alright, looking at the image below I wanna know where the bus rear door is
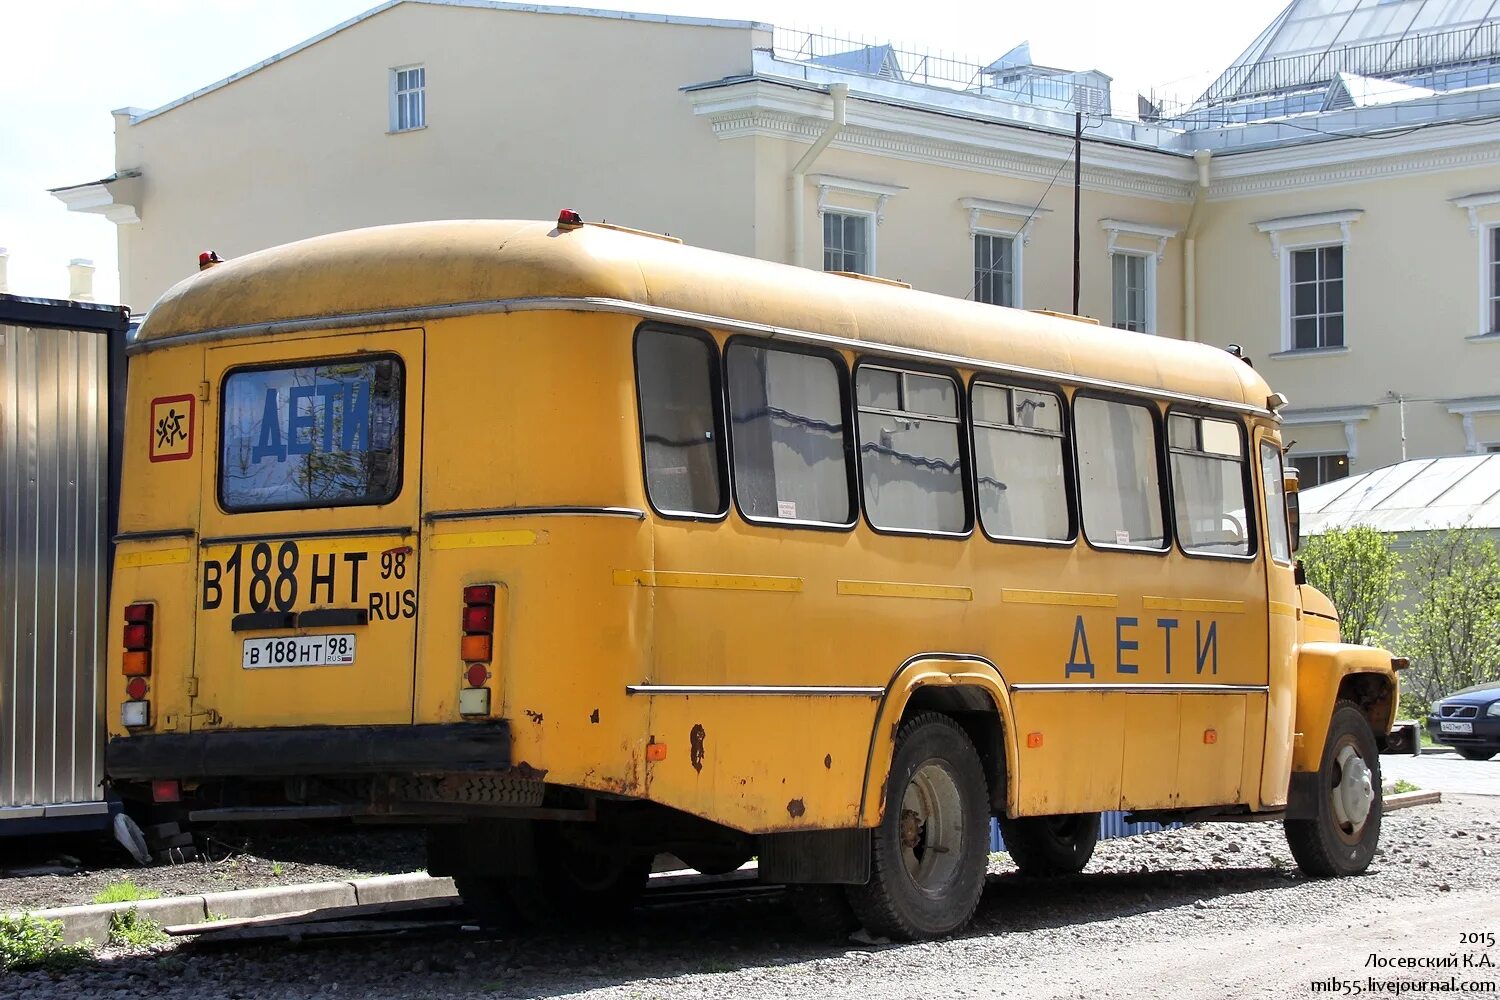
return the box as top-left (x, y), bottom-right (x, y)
top-left (190, 329), bottom-right (424, 730)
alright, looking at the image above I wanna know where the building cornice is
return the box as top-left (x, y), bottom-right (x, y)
top-left (1205, 121), bottom-right (1500, 201)
top-left (1451, 191), bottom-right (1500, 234)
top-left (48, 170), bottom-right (143, 225)
top-left (1099, 219), bottom-right (1181, 261)
top-left (1254, 209), bottom-right (1362, 258)
top-left (687, 81), bottom-right (1197, 203)
top-left (960, 197), bottom-right (1050, 243)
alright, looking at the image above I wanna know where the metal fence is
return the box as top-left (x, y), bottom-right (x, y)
top-left (0, 295), bottom-right (128, 831)
top-left (988, 812), bottom-right (1183, 853)
top-left (1201, 19), bottom-right (1500, 107)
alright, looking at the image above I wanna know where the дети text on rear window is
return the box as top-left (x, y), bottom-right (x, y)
top-left (219, 356), bottom-right (402, 511)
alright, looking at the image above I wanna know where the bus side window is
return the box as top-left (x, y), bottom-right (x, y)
top-left (971, 382), bottom-right (1072, 542)
top-left (725, 342), bottom-right (855, 527)
top-left (1074, 395), bottom-right (1166, 550)
top-left (1260, 441), bottom-right (1292, 564)
top-left (634, 326), bottom-right (727, 518)
top-left (855, 365), bottom-right (969, 534)
top-left (1168, 413), bottom-right (1253, 557)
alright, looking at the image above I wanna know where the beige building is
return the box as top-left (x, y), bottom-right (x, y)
top-left (53, 0), bottom-right (1500, 480)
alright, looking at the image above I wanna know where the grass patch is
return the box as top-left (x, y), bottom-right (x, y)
top-left (271, 862), bottom-right (284, 877)
top-left (1393, 779), bottom-right (1421, 794)
top-left (0, 913), bottom-right (95, 972)
top-left (92, 879), bottom-right (161, 905)
top-left (107, 909), bottom-right (168, 949)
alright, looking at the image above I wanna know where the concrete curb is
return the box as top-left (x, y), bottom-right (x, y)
top-left (8, 872), bottom-right (456, 947)
top-left (1385, 789), bottom-right (1442, 811)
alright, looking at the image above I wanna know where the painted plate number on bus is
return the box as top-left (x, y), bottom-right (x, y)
top-left (243, 634), bottom-right (356, 670)
top-left (1440, 721), bottom-right (1473, 734)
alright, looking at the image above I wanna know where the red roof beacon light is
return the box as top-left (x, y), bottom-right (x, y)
top-left (198, 250), bottom-right (224, 271)
top-left (557, 209), bottom-right (583, 230)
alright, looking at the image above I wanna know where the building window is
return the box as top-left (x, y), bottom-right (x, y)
top-left (1290, 453), bottom-right (1349, 489)
top-left (974, 233), bottom-right (1017, 307)
top-left (725, 342), bottom-right (854, 526)
top-left (824, 212), bottom-right (870, 274)
top-left (635, 327), bottom-right (726, 518)
top-left (1074, 395), bottom-right (1165, 550)
top-left (1290, 246), bottom-right (1344, 350)
top-left (1111, 252), bottom-right (1153, 333)
top-left (855, 366), bottom-right (968, 534)
top-left (1488, 225), bottom-right (1500, 335)
top-left (390, 66), bottom-right (426, 132)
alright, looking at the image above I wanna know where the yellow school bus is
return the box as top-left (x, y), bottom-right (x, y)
top-left (106, 216), bottom-right (1399, 940)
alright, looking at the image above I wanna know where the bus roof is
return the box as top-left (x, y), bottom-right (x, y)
top-left (138, 219), bottom-right (1277, 414)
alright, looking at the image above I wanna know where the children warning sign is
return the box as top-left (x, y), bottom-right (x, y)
top-left (150, 394), bottom-right (195, 462)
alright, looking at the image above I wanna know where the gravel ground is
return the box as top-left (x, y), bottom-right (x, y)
top-left (7, 797), bottom-right (1498, 1000)
top-left (0, 824), bottom-right (424, 912)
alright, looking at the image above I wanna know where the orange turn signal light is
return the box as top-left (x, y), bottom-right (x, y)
top-left (122, 651), bottom-right (151, 676)
top-left (1203, 729), bottom-right (1218, 745)
top-left (645, 742), bottom-right (667, 762)
top-left (1026, 732), bottom-right (1043, 748)
top-left (460, 634), bottom-right (492, 663)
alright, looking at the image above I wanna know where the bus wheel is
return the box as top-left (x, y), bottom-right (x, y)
top-left (1285, 701), bottom-right (1383, 877)
top-left (847, 713), bottom-right (989, 941)
top-left (787, 885), bottom-right (860, 938)
top-left (997, 812), bottom-right (1100, 876)
top-left (505, 830), bottom-right (653, 929)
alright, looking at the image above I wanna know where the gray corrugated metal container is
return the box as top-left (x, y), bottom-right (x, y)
top-left (0, 294), bottom-right (128, 832)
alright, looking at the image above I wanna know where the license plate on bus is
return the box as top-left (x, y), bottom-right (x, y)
top-left (1441, 720), bottom-right (1473, 734)
top-left (242, 634), bottom-right (356, 670)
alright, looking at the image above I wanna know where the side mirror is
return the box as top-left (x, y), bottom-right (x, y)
top-left (1283, 468), bottom-right (1301, 554)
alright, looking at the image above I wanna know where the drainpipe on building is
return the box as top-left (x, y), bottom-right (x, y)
top-left (0, 248), bottom-right (8, 294)
top-left (1184, 150), bottom-right (1212, 343)
top-left (789, 83), bottom-right (849, 268)
top-left (68, 258), bottom-right (96, 302)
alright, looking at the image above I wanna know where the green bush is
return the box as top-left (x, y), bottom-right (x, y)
top-left (1396, 525), bottom-right (1500, 702)
top-left (0, 913), bottom-right (94, 972)
top-left (107, 909), bottom-right (168, 949)
top-left (1300, 525), bottom-right (1403, 647)
top-left (92, 879), bottom-right (160, 905)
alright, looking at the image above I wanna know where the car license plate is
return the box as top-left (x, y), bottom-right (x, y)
top-left (1440, 720), bottom-right (1473, 734)
top-left (242, 634), bottom-right (356, 669)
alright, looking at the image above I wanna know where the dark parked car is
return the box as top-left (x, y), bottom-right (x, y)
top-left (1427, 680), bottom-right (1500, 760)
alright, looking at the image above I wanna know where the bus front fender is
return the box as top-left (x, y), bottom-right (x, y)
top-left (1292, 641), bottom-right (1399, 774)
top-left (857, 655), bottom-right (1019, 827)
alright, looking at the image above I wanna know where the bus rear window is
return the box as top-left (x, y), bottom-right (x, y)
top-left (219, 356), bottom-right (403, 511)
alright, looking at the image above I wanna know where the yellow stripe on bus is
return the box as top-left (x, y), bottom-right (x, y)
top-left (1001, 588), bottom-right (1117, 608)
top-left (430, 529), bottom-right (543, 550)
top-left (613, 570), bottom-right (803, 593)
top-left (837, 580), bottom-right (973, 602)
top-left (1269, 601), bottom-right (1298, 618)
top-left (116, 547), bottom-right (191, 568)
top-left (1143, 596), bottom-right (1247, 614)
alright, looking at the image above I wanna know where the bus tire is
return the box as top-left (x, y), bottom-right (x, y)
top-left (787, 885), bottom-right (860, 939)
top-left (504, 829), bottom-right (653, 929)
top-left (1285, 700), bottom-right (1383, 878)
top-left (454, 875), bottom-right (523, 929)
top-left (847, 712), bottom-right (989, 941)
top-left (997, 812), bottom-right (1100, 876)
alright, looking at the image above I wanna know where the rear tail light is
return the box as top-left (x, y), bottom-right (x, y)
top-left (460, 585), bottom-right (496, 716)
top-left (151, 780), bottom-right (181, 803)
top-left (122, 603), bottom-right (154, 726)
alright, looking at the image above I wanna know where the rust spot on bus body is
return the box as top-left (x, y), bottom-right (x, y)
top-left (511, 761), bottom-right (548, 782)
top-left (524, 710), bottom-right (543, 724)
top-left (824, 753), bottom-right (832, 769)
top-left (689, 724), bottom-right (706, 773)
top-left (590, 708), bottom-right (600, 724)
top-left (787, 798), bottom-right (806, 818)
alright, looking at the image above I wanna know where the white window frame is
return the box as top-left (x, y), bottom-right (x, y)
top-left (962, 198), bottom-right (1047, 308)
top-left (822, 208), bottom-right (876, 275)
top-left (809, 175), bottom-right (906, 277)
top-left (972, 230), bottom-right (1021, 308)
top-left (1285, 243), bottom-right (1347, 352)
top-left (389, 64), bottom-right (426, 133)
top-left (1109, 250), bottom-right (1156, 334)
top-left (1099, 219), bottom-right (1178, 335)
top-left (1253, 210), bottom-right (1361, 354)
top-left (1451, 192), bottom-right (1500, 337)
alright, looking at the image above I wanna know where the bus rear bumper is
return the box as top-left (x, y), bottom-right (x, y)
top-left (106, 723), bottom-right (513, 781)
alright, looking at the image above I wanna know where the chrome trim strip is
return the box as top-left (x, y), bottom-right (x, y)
top-left (426, 505), bottom-right (646, 523)
top-left (200, 525), bottom-right (415, 546)
top-left (625, 684), bottom-right (883, 697)
top-left (1010, 683), bottom-right (1269, 694)
top-left (132, 296), bottom-right (1272, 417)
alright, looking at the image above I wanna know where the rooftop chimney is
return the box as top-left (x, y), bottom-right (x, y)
top-left (68, 258), bottom-right (95, 302)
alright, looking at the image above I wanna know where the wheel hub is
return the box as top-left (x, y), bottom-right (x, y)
top-left (899, 761), bottom-right (963, 892)
top-left (1330, 743), bottom-right (1374, 833)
